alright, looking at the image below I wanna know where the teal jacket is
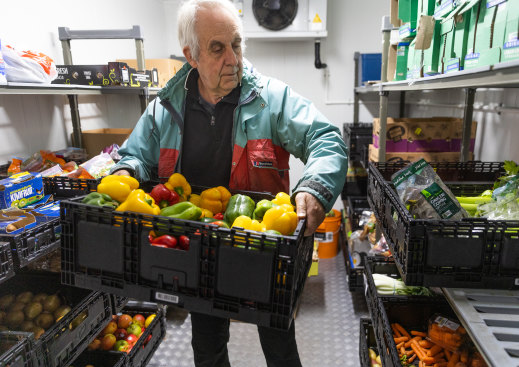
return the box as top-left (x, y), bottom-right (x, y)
top-left (113, 60), bottom-right (348, 211)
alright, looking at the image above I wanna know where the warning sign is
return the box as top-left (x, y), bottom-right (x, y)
top-left (310, 13), bottom-right (323, 31)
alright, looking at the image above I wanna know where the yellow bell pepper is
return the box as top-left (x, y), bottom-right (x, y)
top-left (97, 175), bottom-right (139, 203)
top-left (115, 189), bottom-right (160, 215)
top-left (272, 192), bottom-right (293, 210)
top-left (262, 205), bottom-right (298, 235)
top-left (231, 215), bottom-right (266, 232)
top-left (189, 193), bottom-right (201, 207)
top-left (164, 173), bottom-right (191, 201)
top-left (199, 187), bottom-right (231, 214)
top-left (200, 208), bottom-right (213, 218)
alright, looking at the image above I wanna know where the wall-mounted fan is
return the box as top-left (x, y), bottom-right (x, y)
top-left (252, 0), bottom-right (298, 31)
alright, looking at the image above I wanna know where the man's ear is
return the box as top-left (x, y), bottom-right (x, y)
top-left (183, 47), bottom-right (197, 68)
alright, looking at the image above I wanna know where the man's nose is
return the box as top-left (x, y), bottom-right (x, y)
top-left (224, 46), bottom-right (239, 66)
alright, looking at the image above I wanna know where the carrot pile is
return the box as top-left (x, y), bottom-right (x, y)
top-left (390, 322), bottom-right (487, 367)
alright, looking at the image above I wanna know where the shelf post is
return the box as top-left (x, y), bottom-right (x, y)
top-left (381, 16), bottom-right (392, 83)
top-left (461, 88), bottom-right (476, 162)
top-left (399, 91), bottom-right (406, 117)
top-left (378, 89), bottom-right (389, 163)
top-left (353, 52), bottom-right (360, 123)
top-left (68, 95), bottom-right (82, 148)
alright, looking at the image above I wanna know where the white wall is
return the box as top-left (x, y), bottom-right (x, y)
top-left (2, 0), bottom-right (518, 210)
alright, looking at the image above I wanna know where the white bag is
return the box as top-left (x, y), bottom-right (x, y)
top-left (1, 43), bottom-right (57, 83)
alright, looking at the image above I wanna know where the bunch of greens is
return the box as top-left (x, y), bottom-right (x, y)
top-left (373, 273), bottom-right (434, 296)
top-left (477, 161), bottom-right (519, 220)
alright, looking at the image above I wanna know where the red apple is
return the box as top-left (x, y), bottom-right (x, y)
top-left (113, 339), bottom-right (130, 352)
top-left (101, 321), bottom-right (117, 336)
top-left (132, 314), bottom-right (145, 327)
top-left (126, 333), bottom-right (138, 345)
top-left (114, 328), bottom-right (128, 340)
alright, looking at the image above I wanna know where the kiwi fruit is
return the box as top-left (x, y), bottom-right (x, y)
top-left (42, 295), bottom-right (61, 313)
top-left (35, 312), bottom-right (54, 329)
top-left (0, 294), bottom-right (14, 310)
top-left (53, 305), bottom-right (71, 321)
top-left (9, 302), bottom-right (26, 312)
top-left (32, 293), bottom-right (48, 304)
top-left (16, 291), bottom-right (33, 304)
top-left (5, 310), bottom-right (25, 328)
top-left (30, 326), bottom-right (45, 340)
top-left (20, 320), bottom-right (35, 332)
top-left (24, 302), bottom-right (43, 320)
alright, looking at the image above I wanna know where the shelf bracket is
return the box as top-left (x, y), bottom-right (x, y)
top-left (461, 88), bottom-right (476, 162)
top-left (353, 52), bottom-right (360, 123)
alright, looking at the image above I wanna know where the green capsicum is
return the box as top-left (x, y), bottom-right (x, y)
top-left (160, 201), bottom-right (202, 221)
top-left (81, 192), bottom-right (119, 208)
top-left (223, 194), bottom-right (255, 225)
top-left (252, 199), bottom-right (277, 220)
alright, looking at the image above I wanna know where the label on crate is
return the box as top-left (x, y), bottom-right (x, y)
top-left (421, 182), bottom-right (460, 219)
top-left (315, 231), bottom-right (333, 243)
top-left (155, 292), bottom-right (179, 304)
top-left (434, 316), bottom-right (459, 331)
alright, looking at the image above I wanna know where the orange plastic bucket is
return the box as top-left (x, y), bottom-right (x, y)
top-left (315, 209), bottom-right (342, 259)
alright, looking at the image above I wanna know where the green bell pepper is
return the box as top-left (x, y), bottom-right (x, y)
top-left (160, 201), bottom-right (202, 221)
top-left (81, 192), bottom-right (119, 208)
top-left (252, 199), bottom-right (277, 220)
top-left (223, 194), bottom-right (255, 225)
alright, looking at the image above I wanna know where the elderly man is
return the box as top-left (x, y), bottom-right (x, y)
top-left (112, 0), bottom-right (348, 365)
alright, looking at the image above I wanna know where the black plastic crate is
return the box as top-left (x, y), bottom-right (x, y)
top-left (0, 331), bottom-right (37, 367)
top-left (339, 222), bottom-right (364, 292)
top-left (0, 242), bottom-right (15, 285)
top-left (109, 294), bottom-right (129, 315)
top-left (346, 196), bottom-right (370, 230)
top-left (0, 219), bottom-right (61, 269)
top-left (341, 177), bottom-right (368, 199)
top-left (342, 123), bottom-right (373, 163)
top-left (0, 163), bottom-right (9, 179)
top-left (359, 318), bottom-right (378, 367)
top-left (43, 177), bottom-right (99, 199)
top-left (368, 298), bottom-right (454, 367)
top-left (63, 350), bottom-right (125, 367)
top-left (368, 161), bottom-right (519, 289)
top-left (60, 195), bottom-right (313, 330)
top-left (363, 258), bottom-right (445, 325)
top-left (0, 272), bottom-right (112, 367)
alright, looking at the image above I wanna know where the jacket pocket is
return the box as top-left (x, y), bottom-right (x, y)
top-left (247, 140), bottom-right (289, 194)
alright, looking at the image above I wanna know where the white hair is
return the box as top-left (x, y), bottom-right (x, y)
top-left (177, 0), bottom-right (245, 61)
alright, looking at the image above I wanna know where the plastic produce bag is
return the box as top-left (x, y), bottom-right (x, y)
top-left (0, 39), bottom-right (6, 85)
top-left (1, 43), bottom-right (57, 83)
top-left (391, 159), bottom-right (468, 220)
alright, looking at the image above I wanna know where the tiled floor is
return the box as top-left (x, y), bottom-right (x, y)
top-left (149, 250), bottom-right (368, 367)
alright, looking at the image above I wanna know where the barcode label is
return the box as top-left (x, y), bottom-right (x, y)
top-left (155, 292), bottom-right (179, 304)
top-left (315, 232), bottom-right (334, 243)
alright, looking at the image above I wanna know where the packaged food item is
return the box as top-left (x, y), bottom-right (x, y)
top-left (0, 171), bottom-right (44, 209)
top-left (427, 314), bottom-right (467, 352)
top-left (391, 158), bottom-right (468, 220)
top-left (7, 157), bottom-right (22, 176)
top-left (79, 153), bottom-right (115, 179)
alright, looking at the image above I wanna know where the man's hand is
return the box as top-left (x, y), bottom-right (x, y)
top-left (294, 192), bottom-right (325, 236)
top-left (112, 169), bottom-right (131, 176)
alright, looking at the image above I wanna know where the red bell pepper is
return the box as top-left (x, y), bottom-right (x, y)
top-left (177, 235), bottom-right (190, 250)
top-left (149, 234), bottom-right (178, 248)
top-left (213, 212), bottom-right (224, 220)
top-left (149, 184), bottom-right (180, 209)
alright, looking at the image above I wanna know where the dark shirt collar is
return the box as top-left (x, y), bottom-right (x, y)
top-left (186, 68), bottom-right (240, 108)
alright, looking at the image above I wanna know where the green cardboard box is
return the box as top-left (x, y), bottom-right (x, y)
top-left (395, 42), bottom-right (411, 80)
top-left (423, 19), bottom-right (442, 75)
top-left (419, 0), bottom-right (436, 16)
top-left (502, 0), bottom-right (519, 61)
top-left (407, 38), bottom-right (423, 79)
top-left (440, 0), bottom-right (476, 73)
top-left (399, 0), bottom-right (419, 23)
top-left (399, 22), bottom-right (417, 40)
top-left (465, 0), bottom-right (506, 69)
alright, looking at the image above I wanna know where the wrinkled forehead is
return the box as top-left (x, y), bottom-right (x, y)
top-left (196, 5), bottom-right (242, 41)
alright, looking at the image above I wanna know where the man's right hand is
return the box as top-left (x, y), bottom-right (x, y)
top-left (112, 169), bottom-right (131, 176)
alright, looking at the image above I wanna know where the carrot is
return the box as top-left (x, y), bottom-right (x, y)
top-left (391, 323), bottom-right (402, 337)
top-left (411, 340), bottom-right (427, 361)
top-left (419, 361), bottom-right (424, 367)
top-left (408, 354), bottom-right (417, 363)
top-left (394, 336), bottom-right (409, 343)
top-left (460, 349), bottom-right (468, 363)
top-left (444, 350), bottom-right (452, 360)
top-left (394, 323), bottom-right (411, 338)
top-left (433, 363), bottom-right (448, 367)
top-left (423, 356), bottom-right (443, 365)
top-left (405, 336), bottom-right (422, 348)
top-left (412, 330), bottom-right (428, 337)
top-left (419, 340), bottom-right (435, 348)
top-left (401, 346), bottom-right (406, 356)
top-left (396, 341), bottom-right (405, 349)
top-left (447, 353), bottom-right (460, 367)
top-left (428, 345), bottom-right (443, 357)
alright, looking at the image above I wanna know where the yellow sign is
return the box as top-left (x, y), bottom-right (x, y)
top-left (312, 13), bottom-right (322, 23)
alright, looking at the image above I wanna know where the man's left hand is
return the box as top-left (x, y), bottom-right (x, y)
top-left (294, 192), bottom-right (326, 236)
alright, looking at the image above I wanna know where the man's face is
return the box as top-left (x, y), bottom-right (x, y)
top-left (186, 6), bottom-right (243, 99)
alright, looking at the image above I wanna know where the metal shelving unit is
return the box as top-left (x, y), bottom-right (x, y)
top-left (0, 82), bottom-right (160, 95)
top-left (443, 288), bottom-right (519, 367)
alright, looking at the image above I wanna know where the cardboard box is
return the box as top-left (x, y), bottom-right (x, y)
top-left (388, 44), bottom-right (398, 81)
top-left (502, 0), bottom-right (519, 61)
top-left (118, 59), bottom-right (185, 88)
top-left (399, 22), bottom-right (417, 40)
top-left (434, 0), bottom-right (458, 19)
top-left (395, 42), bottom-right (410, 80)
top-left (440, 0), bottom-right (474, 73)
top-left (81, 128), bottom-right (133, 158)
top-left (391, 0), bottom-right (403, 27)
top-left (372, 117), bottom-right (477, 152)
top-left (407, 38), bottom-right (423, 79)
top-left (368, 144), bottom-right (473, 163)
top-left (465, 0), bottom-right (505, 69)
top-left (415, 15), bottom-right (442, 76)
top-left (0, 172), bottom-right (44, 209)
top-left (418, 0), bottom-right (436, 16)
top-left (399, 0), bottom-right (419, 24)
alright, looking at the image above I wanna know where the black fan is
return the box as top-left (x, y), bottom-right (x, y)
top-left (252, 0), bottom-right (298, 31)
